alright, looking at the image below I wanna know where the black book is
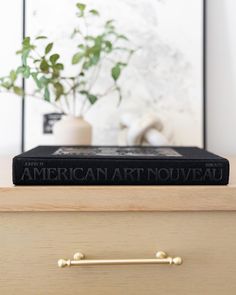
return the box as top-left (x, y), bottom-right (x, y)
top-left (13, 146), bottom-right (229, 185)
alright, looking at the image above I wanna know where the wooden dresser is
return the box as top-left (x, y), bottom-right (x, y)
top-left (0, 157), bottom-right (236, 295)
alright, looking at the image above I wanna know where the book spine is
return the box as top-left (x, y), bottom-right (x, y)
top-left (13, 157), bottom-right (229, 185)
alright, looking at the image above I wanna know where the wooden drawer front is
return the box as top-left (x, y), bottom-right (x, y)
top-left (1, 212), bottom-right (236, 295)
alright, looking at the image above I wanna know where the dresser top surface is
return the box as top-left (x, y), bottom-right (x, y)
top-left (0, 156), bottom-right (235, 212)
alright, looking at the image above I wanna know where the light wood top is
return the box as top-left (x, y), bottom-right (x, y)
top-left (0, 156), bottom-right (235, 212)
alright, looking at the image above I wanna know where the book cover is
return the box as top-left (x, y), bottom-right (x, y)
top-left (13, 146), bottom-right (230, 185)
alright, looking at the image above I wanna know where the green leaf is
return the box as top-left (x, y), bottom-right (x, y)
top-left (71, 28), bottom-right (81, 38)
top-left (118, 62), bottom-right (127, 67)
top-left (16, 66), bottom-right (25, 75)
top-left (23, 37), bottom-right (30, 47)
top-left (16, 49), bottom-right (23, 55)
top-left (80, 90), bottom-right (88, 95)
top-left (1, 81), bottom-right (11, 89)
top-left (50, 54), bottom-right (60, 65)
top-left (87, 93), bottom-right (97, 104)
top-left (36, 36), bottom-right (47, 40)
top-left (40, 59), bottom-right (49, 73)
top-left (76, 3), bottom-right (86, 11)
top-left (33, 59), bottom-right (41, 64)
top-left (54, 82), bottom-right (64, 101)
top-left (82, 61), bottom-right (91, 70)
top-left (90, 54), bottom-right (100, 66)
top-left (117, 34), bottom-right (129, 41)
top-left (78, 44), bottom-right (85, 50)
top-left (55, 63), bottom-right (64, 70)
top-left (105, 20), bottom-right (114, 27)
top-left (85, 35), bottom-right (95, 42)
top-left (10, 70), bottom-right (17, 82)
top-left (89, 9), bottom-right (99, 16)
top-left (22, 37), bottom-right (35, 52)
top-left (44, 86), bottom-right (50, 101)
top-left (13, 86), bottom-right (23, 96)
top-left (45, 43), bottom-right (53, 55)
top-left (76, 3), bottom-right (86, 16)
top-left (105, 20), bottom-right (115, 31)
top-left (95, 35), bottom-right (103, 46)
top-left (23, 66), bottom-right (30, 78)
top-left (22, 49), bottom-right (30, 66)
top-left (80, 91), bottom-right (97, 104)
top-left (72, 52), bottom-right (84, 64)
top-left (31, 72), bottom-right (42, 89)
top-left (111, 64), bottom-right (121, 81)
top-left (104, 40), bottom-right (112, 52)
top-left (39, 76), bottom-right (48, 87)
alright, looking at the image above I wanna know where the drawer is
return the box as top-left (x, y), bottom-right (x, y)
top-left (1, 212), bottom-right (236, 295)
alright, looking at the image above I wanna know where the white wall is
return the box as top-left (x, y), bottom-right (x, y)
top-left (0, 0), bottom-right (22, 155)
top-left (207, 0), bottom-right (236, 155)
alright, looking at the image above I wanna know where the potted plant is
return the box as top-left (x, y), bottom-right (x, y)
top-left (0, 2), bottom-right (134, 145)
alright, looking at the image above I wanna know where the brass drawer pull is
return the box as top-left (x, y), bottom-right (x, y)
top-left (58, 251), bottom-right (183, 268)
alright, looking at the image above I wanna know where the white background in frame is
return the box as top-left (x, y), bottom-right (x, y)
top-left (25, 0), bottom-right (204, 149)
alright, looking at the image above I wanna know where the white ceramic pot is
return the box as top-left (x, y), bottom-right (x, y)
top-left (53, 116), bottom-right (92, 145)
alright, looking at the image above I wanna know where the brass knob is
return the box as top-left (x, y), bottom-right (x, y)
top-left (172, 257), bottom-right (183, 265)
top-left (58, 259), bottom-right (71, 268)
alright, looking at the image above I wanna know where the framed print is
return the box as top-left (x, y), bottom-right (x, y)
top-left (23, 0), bottom-right (205, 150)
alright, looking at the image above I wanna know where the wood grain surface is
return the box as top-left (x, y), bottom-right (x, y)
top-left (1, 211), bottom-right (236, 295)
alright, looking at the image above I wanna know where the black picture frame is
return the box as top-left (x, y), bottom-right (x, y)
top-left (21, 0), bottom-right (207, 152)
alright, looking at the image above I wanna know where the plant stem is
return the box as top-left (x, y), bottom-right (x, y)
top-left (79, 95), bottom-right (87, 116)
top-left (73, 79), bottom-right (76, 117)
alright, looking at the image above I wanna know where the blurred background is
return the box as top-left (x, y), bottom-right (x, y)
top-left (0, 0), bottom-right (235, 156)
